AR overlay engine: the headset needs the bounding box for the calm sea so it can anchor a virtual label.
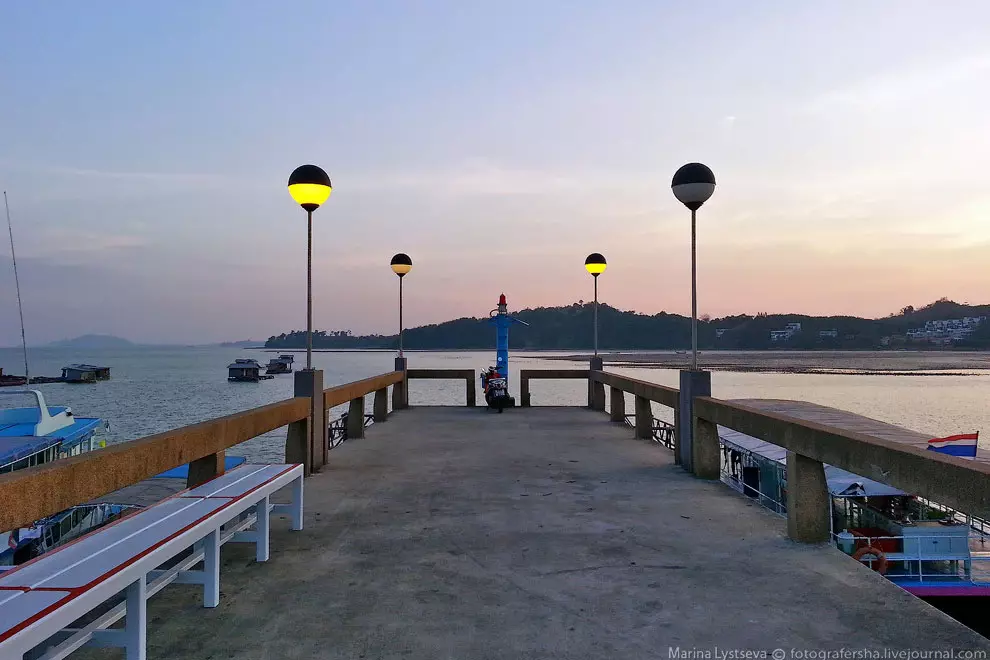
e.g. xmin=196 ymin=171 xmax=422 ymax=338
xmin=1 ymin=347 xmax=989 ymax=463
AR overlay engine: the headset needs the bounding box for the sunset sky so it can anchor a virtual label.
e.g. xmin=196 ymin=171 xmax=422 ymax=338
xmin=2 ymin=1 xmax=990 ymax=344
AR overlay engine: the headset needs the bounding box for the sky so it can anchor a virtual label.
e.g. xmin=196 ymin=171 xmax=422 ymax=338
xmin=2 ymin=1 xmax=990 ymax=345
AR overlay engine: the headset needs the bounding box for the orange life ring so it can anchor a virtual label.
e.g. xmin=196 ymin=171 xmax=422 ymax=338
xmin=852 ymin=546 xmax=888 ymax=575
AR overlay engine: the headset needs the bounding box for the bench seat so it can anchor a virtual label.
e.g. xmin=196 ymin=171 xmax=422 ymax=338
xmin=0 ymin=463 xmax=303 ymax=659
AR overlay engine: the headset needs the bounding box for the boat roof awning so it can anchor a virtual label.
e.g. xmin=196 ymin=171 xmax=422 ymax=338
xmin=719 ymin=427 xmax=908 ymax=498
xmin=0 ymin=435 xmax=61 ymax=466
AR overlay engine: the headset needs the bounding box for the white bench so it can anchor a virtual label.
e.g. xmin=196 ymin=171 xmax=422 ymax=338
xmin=0 ymin=463 xmax=303 ymax=659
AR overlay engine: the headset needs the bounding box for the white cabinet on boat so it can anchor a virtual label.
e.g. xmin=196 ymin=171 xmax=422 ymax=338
xmin=893 ymin=521 xmax=969 ymax=558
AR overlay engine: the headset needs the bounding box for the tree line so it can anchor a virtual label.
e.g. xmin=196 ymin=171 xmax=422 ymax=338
xmin=264 ymin=299 xmax=990 ymax=350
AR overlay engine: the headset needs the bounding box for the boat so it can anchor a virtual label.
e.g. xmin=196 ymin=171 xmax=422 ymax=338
xmin=0 ymin=368 xmax=26 ymax=387
xmin=61 ymin=364 xmax=111 ymax=383
xmin=0 ymin=389 xmax=120 ymax=565
xmin=228 ymin=359 xmax=273 ymax=382
xmin=265 ymin=354 xmax=294 ymax=375
xmin=0 ymin=389 xmax=105 ymax=472
xmin=719 ymin=427 xmax=990 ymax=599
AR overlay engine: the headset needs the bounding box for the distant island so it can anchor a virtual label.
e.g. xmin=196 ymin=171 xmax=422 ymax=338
xmin=264 ymin=298 xmax=990 ymax=351
xmin=217 ymin=340 xmax=262 ymax=348
xmin=45 ymin=334 xmax=135 ymax=349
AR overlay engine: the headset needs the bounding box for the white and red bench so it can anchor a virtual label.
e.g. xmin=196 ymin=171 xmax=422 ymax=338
xmin=0 ymin=463 xmax=303 ymax=659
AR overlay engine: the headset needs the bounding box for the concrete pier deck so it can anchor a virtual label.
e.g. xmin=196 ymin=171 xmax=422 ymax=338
xmin=79 ymin=407 xmax=990 ymax=658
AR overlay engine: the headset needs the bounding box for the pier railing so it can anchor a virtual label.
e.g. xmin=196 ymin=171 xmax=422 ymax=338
xmin=519 ymin=369 xmax=590 ymax=407
xmin=406 ymin=369 xmax=477 ymax=407
xmin=692 ymin=396 xmax=990 ymax=542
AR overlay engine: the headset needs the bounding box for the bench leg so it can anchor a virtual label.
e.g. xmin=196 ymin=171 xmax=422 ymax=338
xmin=125 ymin=575 xmax=147 ymax=660
xmin=257 ymin=495 xmax=270 ymax=562
xmin=291 ymin=476 xmax=304 ymax=531
xmin=204 ymin=529 xmax=220 ymax=608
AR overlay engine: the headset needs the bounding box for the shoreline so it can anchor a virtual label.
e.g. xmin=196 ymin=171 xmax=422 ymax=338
xmin=539 ymin=350 xmax=990 ymax=375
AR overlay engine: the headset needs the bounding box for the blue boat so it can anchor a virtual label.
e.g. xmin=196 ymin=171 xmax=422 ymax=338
xmin=0 ymin=389 xmax=112 ymax=565
xmin=0 ymin=389 xmax=104 ymax=473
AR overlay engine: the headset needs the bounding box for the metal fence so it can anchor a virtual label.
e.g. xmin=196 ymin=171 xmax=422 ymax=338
xmin=624 ymin=415 xmax=676 ymax=450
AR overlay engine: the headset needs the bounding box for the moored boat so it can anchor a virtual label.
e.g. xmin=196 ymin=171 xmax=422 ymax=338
xmin=719 ymin=427 xmax=990 ymax=598
xmin=228 ymin=359 xmax=273 ymax=382
xmin=265 ymin=354 xmax=294 ymax=375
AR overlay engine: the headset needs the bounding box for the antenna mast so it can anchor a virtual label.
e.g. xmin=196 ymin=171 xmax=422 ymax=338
xmin=4 ymin=192 xmax=29 ymax=381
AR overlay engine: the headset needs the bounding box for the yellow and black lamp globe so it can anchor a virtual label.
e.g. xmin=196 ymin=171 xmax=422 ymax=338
xmin=287 ymin=164 xmax=332 ymax=212
xmin=585 ymin=253 xmax=607 ymax=277
xmin=390 ymin=253 xmax=412 ymax=277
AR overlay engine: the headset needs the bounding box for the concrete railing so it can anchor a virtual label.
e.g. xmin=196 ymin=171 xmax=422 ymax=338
xmin=518 ymin=369 xmax=590 ymax=407
xmin=693 ymin=397 xmax=990 ymax=543
xmin=0 ymin=397 xmax=311 ymax=533
xmin=0 ymin=370 xmax=409 ymax=533
xmin=406 ymin=369 xmax=476 ymax=407
xmin=589 ymin=371 xmax=683 ymax=460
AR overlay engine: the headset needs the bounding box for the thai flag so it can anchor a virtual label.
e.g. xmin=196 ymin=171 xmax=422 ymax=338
xmin=927 ymin=433 xmax=979 ymax=458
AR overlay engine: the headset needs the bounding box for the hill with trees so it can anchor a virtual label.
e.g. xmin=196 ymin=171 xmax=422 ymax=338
xmin=264 ymin=299 xmax=990 ymax=351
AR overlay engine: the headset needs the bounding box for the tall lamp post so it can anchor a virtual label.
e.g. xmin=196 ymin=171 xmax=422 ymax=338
xmin=671 ymin=163 xmax=715 ymax=372
xmin=584 ymin=253 xmax=607 ymax=355
xmin=390 ymin=253 xmax=412 ymax=356
xmin=287 ymin=164 xmax=332 ymax=370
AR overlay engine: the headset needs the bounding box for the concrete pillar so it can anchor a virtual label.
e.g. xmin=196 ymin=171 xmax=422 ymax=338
xmin=588 ymin=356 xmax=605 ymax=411
xmin=466 ymin=375 xmax=476 ymax=407
xmin=520 ymin=375 xmax=531 ymax=407
xmin=634 ymin=396 xmax=652 ymax=440
xmin=347 ymin=396 xmax=365 ymax=439
xmin=673 ymin=406 xmax=682 ymax=464
xmin=285 ymin=369 xmax=325 ymax=475
xmin=187 ymin=450 xmax=225 ymax=488
xmin=677 ymin=370 xmax=711 ymax=472
xmin=373 ymin=387 xmax=388 ymax=422
xmin=787 ymin=451 xmax=831 ymax=543
xmin=692 ymin=417 xmax=720 ymax=480
xmin=392 ymin=357 xmax=408 ymax=410
xmin=609 ymin=386 xmax=625 ymax=423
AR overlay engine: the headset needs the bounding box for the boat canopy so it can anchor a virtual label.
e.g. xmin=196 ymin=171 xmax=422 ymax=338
xmin=0 ymin=435 xmax=61 ymax=466
xmin=719 ymin=427 xmax=908 ymax=498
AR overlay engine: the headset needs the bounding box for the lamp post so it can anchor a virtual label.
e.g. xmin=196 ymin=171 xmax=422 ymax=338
xmin=390 ymin=253 xmax=412 ymax=356
xmin=287 ymin=164 xmax=332 ymax=370
xmin=671 ymin=163 xmax=715 ymax=372
xmin=584 ymin=253 xmax=607 ymax=355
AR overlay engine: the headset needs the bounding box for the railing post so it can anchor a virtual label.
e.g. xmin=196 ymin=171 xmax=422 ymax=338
xmin=347 ymin=395 xmax=365 ymax=439
xmin=392 ymin=357 xmax=408 ymax=410
xmin=692 ymin=416 xmax=720 ymax=480
xmin=677 ymin=370 xmax=711 ymax=471
xmin=521 ymin=373 xmax=531 ymax=407
xmin=466 ymin=373 xmax=476 ymax=407
xmin=786 ymin=451 xmax=831 ymax=543
xmin=634 ymin=396 xmax=652 ymax=440
xmin=673 ymin=403 xmax=681 ymax=464
xmin=187 ymin=450 xmax=225 ymax=488
xmin=286 ymin=369 xmax=325 ymax=475
xmin=588 ymin=357 xmax=605 ymax=411
xmin=373 ymin=387 xmax=388 ymax=422
xmin=610 ymin=386 xmax=625 ymax=423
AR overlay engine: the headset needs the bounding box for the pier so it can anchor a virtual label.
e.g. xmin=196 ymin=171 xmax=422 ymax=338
xmin=3 ymin=366 xmax=990 ymax=656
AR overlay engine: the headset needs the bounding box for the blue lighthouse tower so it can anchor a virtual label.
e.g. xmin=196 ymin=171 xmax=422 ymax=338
xmin=483 ymin=293 xmax=528 ymax=409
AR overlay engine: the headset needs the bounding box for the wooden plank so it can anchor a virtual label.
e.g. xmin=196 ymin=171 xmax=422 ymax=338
xmin=0 ymin=397 xmax=310 ymax=532
xmin=591 ymin=372 xmax=679 ymax=409
xmin=323 ymin=371 xmax=404 ymax=409
xmin=695 ymin=396 xmax=990 ymax=519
